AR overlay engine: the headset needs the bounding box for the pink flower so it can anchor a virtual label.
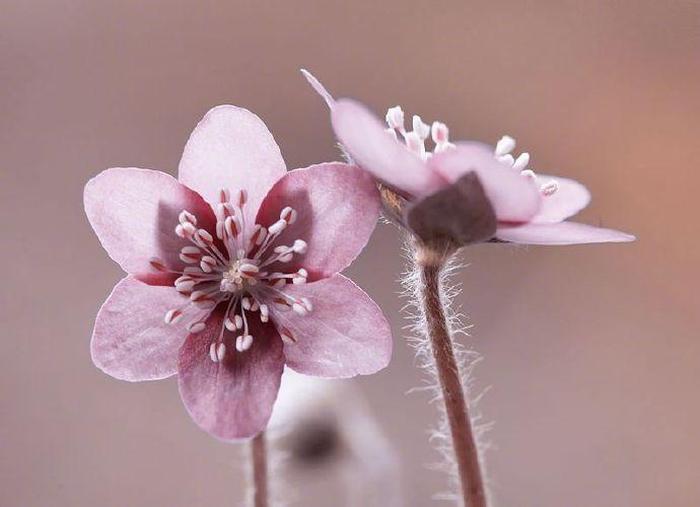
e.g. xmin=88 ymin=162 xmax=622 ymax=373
xmin=85 ymin=105 xmax=392 ymax=440
xmin=302 ymin=70 xmax=635 ymax=246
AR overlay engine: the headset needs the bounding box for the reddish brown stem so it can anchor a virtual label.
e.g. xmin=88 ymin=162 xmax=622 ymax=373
xmin=416 ymin=248 xmax=487 ymax=507
xmin=250 ymin=432 xmax=268 ymax=507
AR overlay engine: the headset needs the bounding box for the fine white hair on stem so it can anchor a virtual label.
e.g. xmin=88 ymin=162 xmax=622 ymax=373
xmin=400 ymin=238 xmax=494 ymax=504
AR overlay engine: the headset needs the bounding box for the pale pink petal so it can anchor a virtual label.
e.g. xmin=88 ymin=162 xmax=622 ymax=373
xmin=301 ymin=69 xmax=335 ymax=108
xmin=331 ymin=99 xmax=447 ymax=197
xmin=270 ymin=274 xmax=392 ymax=378
xmin=178 ymin=309 xmax=285 ymax=440
xmin=429 ymin=142 xmax=542 ymax=223
xmin=531 ymin=174 xmax=591 ymax=223
xmin=84 ymin=167 xmax=217 ymax=285
xmin=496 ymin=221 xmax=636 ymax=245
xmin=256 ymin=163 xmax=381 ymax=281
xmin=91 ymin=276 xmax=194 ymax=381
xmin=178 ymin=105 xmax=287 ymax=224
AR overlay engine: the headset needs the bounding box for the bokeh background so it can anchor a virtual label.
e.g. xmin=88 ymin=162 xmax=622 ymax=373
xmin=2 ymin=1 xmax=699 ymax=506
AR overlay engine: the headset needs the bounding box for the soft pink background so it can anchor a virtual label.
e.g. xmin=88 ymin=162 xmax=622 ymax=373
xmin=2 ymin=1 xmax=699 ymax=506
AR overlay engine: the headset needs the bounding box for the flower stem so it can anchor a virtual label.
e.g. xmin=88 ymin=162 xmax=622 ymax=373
xmin=415 ymin=246 xmax=487 ymax=507
xmin=250 ymin=431 xmax=269 ymax=507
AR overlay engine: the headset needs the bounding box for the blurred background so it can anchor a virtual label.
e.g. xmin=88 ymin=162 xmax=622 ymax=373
xmin=2 ymin=1 xmax=699 ymax=505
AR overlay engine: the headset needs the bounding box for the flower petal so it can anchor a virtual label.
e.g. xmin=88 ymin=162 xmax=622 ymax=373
xmin=270 ymin=274 xmax=392 ymax=378
xmin=495 ymin=221 xmax=636 ymax=245
xmin=177 ymin=309 xmax=285 ymax=440
xmin=178 ymin=105 xmax=287 ymax=224
xmin=531 ymin=174 xmax=591 ymax=223
xmin=429 ymin=142 xmax=542 ymax=223
xmin=331 ymin=99 xmax=447 ymax=197
xmin=301 ymin=68 xmax=335 ymax=108
xmin=91 ymin=276 xmax=194 ymax=381
xmin=84 ymin=167 xmax=217 ymax=285
xmin=256 ymin=163 xmax=381 ymax=281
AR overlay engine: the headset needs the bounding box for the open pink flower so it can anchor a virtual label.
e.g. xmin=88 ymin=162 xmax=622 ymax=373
xmin=303 ymin=70 xmax=635 ymax=246
xmin=85 ymin=105 xmax=392 ymax=440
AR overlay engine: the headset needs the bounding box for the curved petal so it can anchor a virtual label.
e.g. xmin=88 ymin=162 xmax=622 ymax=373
xmin=531 ymin=174 xmax=591 ymax=223
xmin=84 ymin=167 xmax=217 ymax=285
xmin=178 ymin=105 xmax=287 ymax=224
xmin=270 ymin=274 xmax=392 ymax=378
xmin=256 ymin=163 xmax=381 ymax=281
xmin=91 ymin=276 xmax=194 ymax=382
xmin=331 ymin=99 xmax=446 ymax=198
xmin=178 ymin=309 xmax=285 ymax=441
xmin=429 ymin=142 xmax=542 ymax=223
xmin=495 ymin=221 xmax=636 ymax=245
xmin=301 ymin=69 xmax=335 ymax=108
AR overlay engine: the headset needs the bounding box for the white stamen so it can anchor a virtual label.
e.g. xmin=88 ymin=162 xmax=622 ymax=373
xmin=280 ymin=207 xmax=297 ymax=224
xmin=513 ymin=152 xmax=530 ymax=171
xmin=292 ymin=239 xmax=307 ymax=254
xmin=188 ymin=321 xmax=206 ymax=334
xmin=279 ymin=327 xmax=296 ymax=344
xmin=236 ymin=334 xmax=253 ymax=352
xmin=385 ymin=106 xmax=405 ymax=130
xmin=497 ymin=154 xmax=515 ymax=166
xmin=260 ymin=304 xmax=269 ymax=322
xmin=164 ymin=309 xmax=183 ymax=325
xmin=219 ymin=188 xmax=231 ymax=203
xmin=412 ymin=115 xmax=430 ymax=140
xmin=521 ymin=169 xmax=536 ymax=180
xmin=216 ymin=342 xmax=226 ymax=361
xmin=404 ymin=131 xmax=426 ymax=159
xmin=495 ymin=135 xmax=516 ymax=156
xmin=209 ymin=342 xmax=218 ymax=362
xmin=268 ymin=219 xmax=287 ymax=235
xmin=431 ymin=122 xmax=449 ymax=144
xmin=242 ymin=297 xmax=251 ymax=310
xmin=224 ymin=318 xmax=236 ymax=331
xmin=234 ymin=315 xmax=243 ymax=329
xmin=149 ymin=257 xmax=168 ymax=272
xmin=236 ymin=189 xmax=248 ymax=207
xmin=200 ymin=256 xmax=217 ymax=273
xmin=178 ymin=210 xmax=197 ymax=226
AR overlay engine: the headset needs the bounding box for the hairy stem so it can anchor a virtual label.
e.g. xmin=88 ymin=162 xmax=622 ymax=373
xmin=415 ymin=246 xmax=487 ymax=507
xmin=250 ymin=432 xmax=269 ymax=507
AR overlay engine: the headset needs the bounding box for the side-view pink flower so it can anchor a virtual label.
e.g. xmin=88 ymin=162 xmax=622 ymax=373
xmin=302 ymin=70 xmax=635 ymax=246
xmin=85 ymin=105 xmax=392 ymax=440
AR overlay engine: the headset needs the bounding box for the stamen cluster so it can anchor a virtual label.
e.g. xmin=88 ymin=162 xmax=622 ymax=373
xmin=150 ymin=187 xmax=312 ymax=361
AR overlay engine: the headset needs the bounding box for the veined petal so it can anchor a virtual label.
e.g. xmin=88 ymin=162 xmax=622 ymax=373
xmin=429 ymin=142 xmax=542 ymax=223
xmin=331 ymin=99 xmax=447 ymax=198
xmin=495 ymin=221 xmax=636 ymax=245
xmin=531 ymin=174 xmax=591 ymax=223
xmin=177 ymin=309 xmax=285 ymax=441
xmin=256 ymin=163 xmax=381 ymax=281
xmin=178 ymin=105 xmax=287 ymax=225
xmin=91 ymin=276 xmax=194 ymax=381
xmin=270 ymin=274 xmax=392 ymax=378
xmin=84 ymin=167 xmax=217 ymax=285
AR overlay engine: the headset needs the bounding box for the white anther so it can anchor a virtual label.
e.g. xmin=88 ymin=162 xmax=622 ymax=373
xmin=272 ymin=278 xmax=286 ymax=288
xmin=188 ymin=321 xmax=206 ymax=334
xmin=277 ymin=253 xmax=294 ymax=263
xmin=164 ymin=309 xmax=183 ymax=325
xmin=495 ymin=135 xmax=516 ymax=156
xmin=216 ymin=342 xmax=226 ymax=361
xmin=541 ymin=180 xmax=559 ymax=196
xmin=236 ymin=189 xmax=248 ymax=207
xmin=190 ymin=290 xmax=210 ymax=302
xmin=513 ymin=152 xmax=530 ymax=171
xmin=225 ymin=216 xmax=240 ymax=238
xmin=216 ymin=221 xmax=224 ymax=240
xmin=149 ymin=257 xmax=168 ymax=272
xmin=175 ymin=278 xmax=195 ymax=293
xmin=301 ymin=297 xmax=313 ymax=312
xmin=195 ymin=229 xmax=213 ymax=246
xmin=178 ymin=210 xmax=197 ymax=226
xmin=239 ymin=263 xmax=259 ymax=277
xmin=521 ymin=169 xmax=536 ymax=180
xmin=298 ymin=268 xmax=308 ymax=278
xmin=250 ymin=300 xmax=260 ymax=312
xmin=497 ymin=154 xmax=515 ymax=166
xmin=220 ymin=278 xmax=236 ymax=292
xmin=175 ymin=222 xmax=196 ymax=238
xmin=254 ymin=226 xmax=267 ymax=245
xmin=292 ymin=302 xmax=308 ymax=315
xmin=385 ymin=127 xmax=398 ymax=140
xmin=234 ymin=315 xmax=243 ymax=329
xmin=292 ymin=239 xmax=307 ymax=254
xmin=280 ymin=206 xmax=297 ymax=224
xmin=279 ymin=328 xmax=296 ymax=344
xmin=260 ymin=304 xmax=269 ymax=323
xmin=404 ymin=131 xmax=426 ymax=159
xmin=209 ymin=342 xmax=218 ymax=362
xmin=224 ymin=318 xmax=236 ymax=331
xmin=219 ymin=188 xmax=231 ymax=203
xmin=236 ymin=334 xmax=253 ymax=352
xmin=268 ymin=219 xmax=287 ymax=235
xmin=242 ymin=297 xmax=251 ymax=310
xmin=385 ymin=106 xmax=405 ymax=130
xmin=412 ymin=115 xmax=430 ymax=140
xmin=216 ymin=203 xmax=232 ymax=222
xmin=200 ymin=256 xmax=217 ymax=273
xmin=431 ymin=122 xmax=449 ymax=144
xmin=179 ymin=246 xmax=201 ymax=263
